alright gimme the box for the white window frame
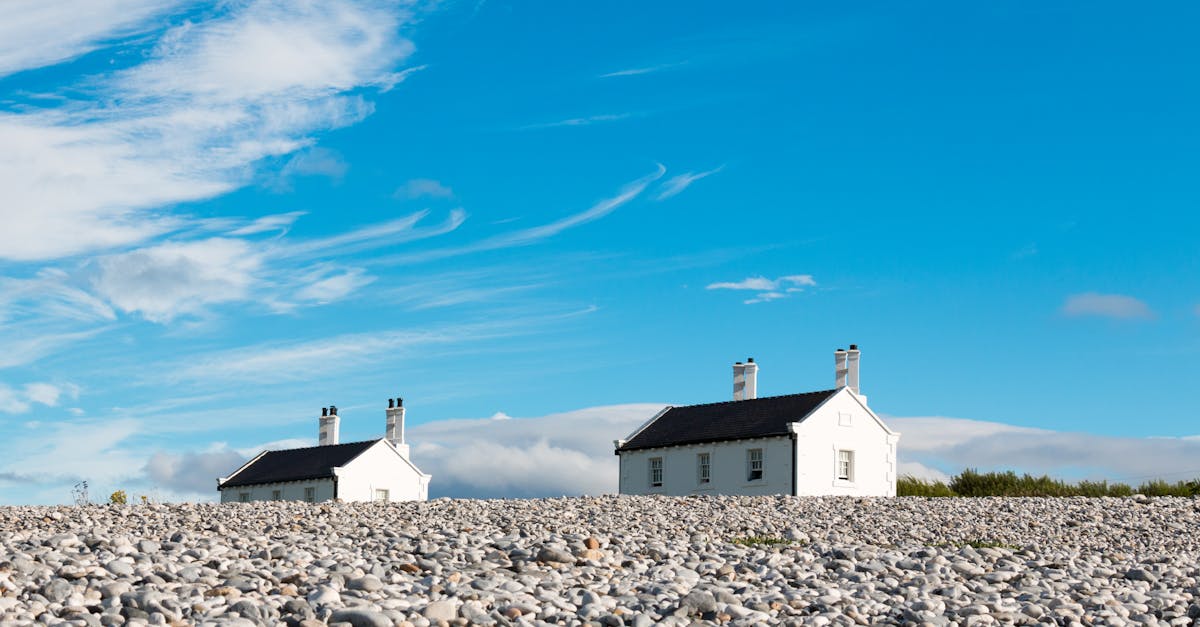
[649,457,663,488]
[374,489,390,502]
[697,453,711,485]
[747,448,763,481]
[837,449,854,482]
[238,492,250,503]
[304,487,316,503]
[838,412,853,427]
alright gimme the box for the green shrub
[109,490,127,505]
[897,469,1198,498]
[897,475,956,497]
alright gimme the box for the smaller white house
[615,345,900,497]
[217,397,431,503]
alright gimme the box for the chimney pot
[743,359,758,399]
[388,398,394,409]
[849,344,858,350]
[747,357,754,363]
[397,397,403,407]
[322,406,328,417]
[835,348,849,389]
[329,405,337,416]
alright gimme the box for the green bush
[897,475,956,497]
[109,490,127,505]
[897,469,1200,498]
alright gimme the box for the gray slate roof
[617,389,838,452]
[220,440,377,489]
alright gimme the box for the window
[697,453,711,484]
[304,487,316,503]
[374,489,389,502]
[649,457,663,487]
[271,490,281,501]
[238,492,249,503]
[838,412,853,427]
[747,448,763,481]
[837,450,854,481]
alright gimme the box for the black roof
[220,440,378,489]
[617,389,839,452]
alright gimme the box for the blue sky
[1,1,1198,504]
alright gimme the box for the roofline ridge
[670,388,837,410]
[257,438,381,455]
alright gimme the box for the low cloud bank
[19,403,1200,504]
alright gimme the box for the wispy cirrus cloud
[1061,292,1153,320]
[0,0,184,78]
[519,113,634,130]
[599,61,688,78]
[0,0,419,263]
[380,166,666,265]
[394,178,454,200]
[707,274,816,304]
[656,165,723,200]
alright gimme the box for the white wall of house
[334,440,430,502]
[618,436,794,496]
[219,478,335,503]
[617,388,898,497]
[792,389,898,497]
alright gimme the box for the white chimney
[386,397,410,458]
[743,358,758,400]
[835,348,848,389]
[319,405,340,446]
[732,362,746,401]
[847,344,861,395]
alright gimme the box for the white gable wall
[792,389,898,497]
[618,436,794,496]
[334,440,430,502]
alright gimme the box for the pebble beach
[2,494,1199,626]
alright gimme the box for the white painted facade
[220,478,336,504]
[333,439,430,502]
[218,398,431,503]
[616,347,900,497]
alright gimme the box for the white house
[615,345,900,497]
[217,397,431,503]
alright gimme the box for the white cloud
[395,178,455,200]
[656,165,723,200]
[599,61,687,78]
[889,415,1200,484]
[410,404,664,498]
[293,267,376,304]
[144,447,247,496]
[227,211,306,236]
[0,0,181,77]
[380,167,665,265]
[90,238,262,323]
[0,329,104,370]
[278,210,466,259]
[167,317,530,384]
[0,0,418,262]
[275,147,349,188]
[707,274,816,304]
[0,418,145,491]
[1061,292,1153,320]
[520,113,633,130]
